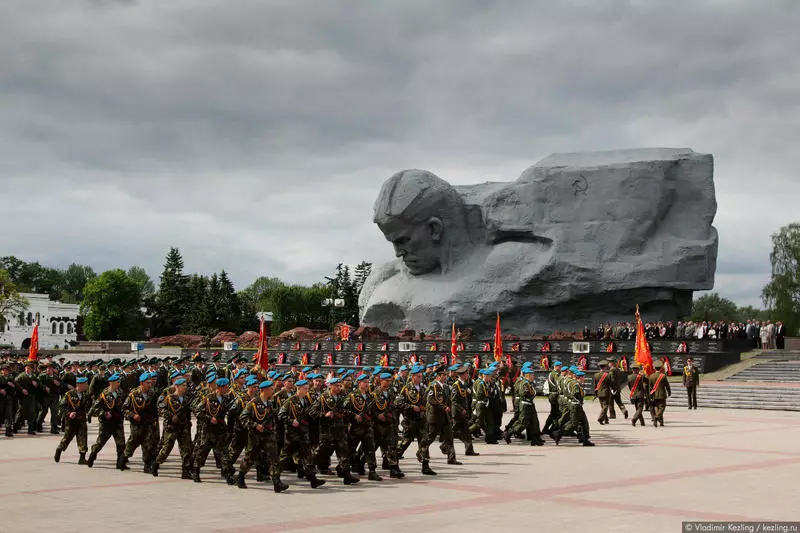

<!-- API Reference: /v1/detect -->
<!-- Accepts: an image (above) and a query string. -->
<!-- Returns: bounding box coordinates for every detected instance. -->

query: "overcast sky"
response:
[2,0,798,309]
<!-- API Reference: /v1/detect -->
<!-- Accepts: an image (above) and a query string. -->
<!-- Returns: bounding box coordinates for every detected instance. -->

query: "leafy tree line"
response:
[688,293,771,324]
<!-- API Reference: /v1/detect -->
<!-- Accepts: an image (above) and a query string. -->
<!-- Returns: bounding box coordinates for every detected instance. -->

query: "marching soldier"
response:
[223,374,259,484]
[594,360,612,424]
[627,365,648,427]
[14,361,39,435]
[505,364,545,445]
[0,364,17,437]
[418,369,459,474]
[152,377,194,479]
[396,366,427,458]
[683,357,700,409]
[450,365,479,456]
[371,373,405,478]
[122,372,160,473]
[36,363,61,433]
[310,377,359,484]
[344,374,382,481]
[54,376,91,464]
[608,359,629,419]
[277,379,326,488]
[192,377,233,482]
[541,361,563,437]
[87,373,127,469]
[237,380,288,492]
[469,369,497,444]
[648,361,671,426]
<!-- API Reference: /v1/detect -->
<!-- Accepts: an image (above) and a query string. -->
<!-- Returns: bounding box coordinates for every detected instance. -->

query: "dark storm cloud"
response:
[1,0,798,308]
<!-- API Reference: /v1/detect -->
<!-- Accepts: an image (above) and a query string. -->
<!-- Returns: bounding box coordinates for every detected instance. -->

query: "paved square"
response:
[2,400,799,533]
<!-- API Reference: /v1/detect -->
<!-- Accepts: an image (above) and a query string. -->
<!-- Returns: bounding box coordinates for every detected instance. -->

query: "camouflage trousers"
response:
[419,413,455,462]
[91,422,125,457]
[559,403,591,440]
[509,402,542,441]
[372,422,399,467]
[541,394,561,434]
[14,395,36,430]
[36,397,59,430]
[156,426,193,469]
[223,429,248,474]
[314,429,350,471]
[451,410,475,454]
[397,416,425,457]
[240,430,281,481]
[348,424,377,471]
[193,428,229,469]
[58,418,88,453]
[281,429,315,475]
[469,402,497,443]
[125,422,158,464]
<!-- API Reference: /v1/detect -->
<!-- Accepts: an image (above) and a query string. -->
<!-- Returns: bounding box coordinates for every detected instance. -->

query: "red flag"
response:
[450,322,458,361]
[606,341,615,353]
[634,305,654,375]
[493,313,502,362]
[254,315,268,370]
[380,353,389,367]
[28,322,39,362]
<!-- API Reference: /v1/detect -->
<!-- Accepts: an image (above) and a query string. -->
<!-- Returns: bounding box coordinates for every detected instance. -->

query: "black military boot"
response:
[54,448,62,463]
[533,436,546,446]
[551,429,562,445]
[342,470,360,485]
[421,461,437,476]
[273,478,289,493]
[214,451,223,469]
[464,447,479,456]
[582,439,596,447]
[181,468,192,480]
[255,467,264,482]
[502,428,512,444]
[5,427,13,437]
[381,456,390,470]
[308,473,326,489]
[368,469,383,481]
[226,469,236,485]
[236,472,247,489]
[143,462,151,474]
[192,467,202,483]
[151,461,159,477]
[86,452,96,468]
[355,461,366,476]
[389,465,405,479]
[118,455,130,471]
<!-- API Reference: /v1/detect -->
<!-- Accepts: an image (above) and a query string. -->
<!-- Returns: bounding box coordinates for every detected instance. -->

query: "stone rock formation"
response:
[359,148,717,337]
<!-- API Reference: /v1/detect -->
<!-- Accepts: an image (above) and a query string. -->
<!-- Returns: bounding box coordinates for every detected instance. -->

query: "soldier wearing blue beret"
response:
[54,376,91,465]
[277,379,325,488]
[86,372,126,469]
[151,377,193,479]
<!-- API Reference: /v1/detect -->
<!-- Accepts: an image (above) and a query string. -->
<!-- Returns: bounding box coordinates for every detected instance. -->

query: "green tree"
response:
[81,269,144,340]
[127,266,155,302]
[0,268,29,318]
[762,223,800,336]
[353,261,372,293]
[690,293,740,323]
[153,247,188,335]
[241,276,284,313]
[272,284,330,333]
[184,274,210,334]
[61,263,97,303]
[217,270,241,332]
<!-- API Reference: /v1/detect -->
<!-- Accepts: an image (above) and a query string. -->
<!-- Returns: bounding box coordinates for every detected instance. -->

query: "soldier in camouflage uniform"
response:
[372,373,405,478]
[344,374,382,481]
[449,365,478,456]
[223,374,259,484]
[277,379,326,488]
[418,370,459,474]
[541,361,563,437]
[87,373,126,469]
[505,364,545,445]
[122,372,160,473]
[14,362,39,435]
[0,364,17,437]
[310,378,359,484]
[469,369,497,444]
[192,377,233,482]
[54,377,91,464]
[236,380,288,493]
[396,367,427,459]
[553,368,594,446]
[152,377,193,479]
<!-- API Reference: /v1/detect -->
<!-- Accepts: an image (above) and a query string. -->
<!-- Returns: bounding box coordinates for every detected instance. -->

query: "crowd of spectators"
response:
[582,320,786,348]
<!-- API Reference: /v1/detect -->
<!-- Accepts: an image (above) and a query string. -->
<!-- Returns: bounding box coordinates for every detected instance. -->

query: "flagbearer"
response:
[627,365,648,427]
[648,360,671,427]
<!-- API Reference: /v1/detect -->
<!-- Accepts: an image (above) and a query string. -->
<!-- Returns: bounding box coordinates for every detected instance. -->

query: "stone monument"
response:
[358,148,718,337]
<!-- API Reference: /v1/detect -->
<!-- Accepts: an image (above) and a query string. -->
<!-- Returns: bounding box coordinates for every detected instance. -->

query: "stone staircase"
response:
[667,383,800,411]
[725,360,800,383]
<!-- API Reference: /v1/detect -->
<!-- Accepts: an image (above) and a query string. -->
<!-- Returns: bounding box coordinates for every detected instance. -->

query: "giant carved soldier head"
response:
[373,169,474,276]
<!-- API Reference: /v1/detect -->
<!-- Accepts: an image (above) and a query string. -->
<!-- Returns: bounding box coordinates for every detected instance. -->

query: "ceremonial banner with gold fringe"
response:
[634,305,655,375]
[493,313,503,362]
[28,322,39,361]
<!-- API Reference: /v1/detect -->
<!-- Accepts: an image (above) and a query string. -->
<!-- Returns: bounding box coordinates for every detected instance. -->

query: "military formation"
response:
[0,351,699,492]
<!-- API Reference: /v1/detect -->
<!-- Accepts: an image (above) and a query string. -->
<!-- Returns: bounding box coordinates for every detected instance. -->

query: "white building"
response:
[0,293,80,350]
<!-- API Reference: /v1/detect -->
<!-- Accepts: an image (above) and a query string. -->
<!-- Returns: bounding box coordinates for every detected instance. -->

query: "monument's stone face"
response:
[359,148,718,337]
